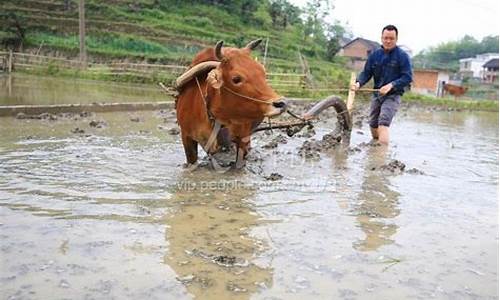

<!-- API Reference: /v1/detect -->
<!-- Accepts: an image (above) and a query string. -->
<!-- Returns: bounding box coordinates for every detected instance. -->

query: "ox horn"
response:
[245,39,263,50]
[215,40,224,61]
[175,61,220,90]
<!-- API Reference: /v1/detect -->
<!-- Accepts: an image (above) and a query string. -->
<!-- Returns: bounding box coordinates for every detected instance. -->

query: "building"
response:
[459,53,499,79]
[339,38,413,70]
[482,58,498,83]
[412,69,450,96]
[339,37,380,71]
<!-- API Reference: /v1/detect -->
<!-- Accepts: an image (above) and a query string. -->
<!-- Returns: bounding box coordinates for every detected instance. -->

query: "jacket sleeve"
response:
[391,52,413,90]
[356,54,373,87]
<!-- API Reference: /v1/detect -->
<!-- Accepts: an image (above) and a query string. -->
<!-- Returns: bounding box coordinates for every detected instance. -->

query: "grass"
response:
[25,32,185,60]
[403,93,498,112]
[349,92,498,112]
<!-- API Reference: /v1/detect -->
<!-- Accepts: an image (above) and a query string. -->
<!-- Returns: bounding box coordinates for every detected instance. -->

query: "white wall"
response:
[460,53,499,78]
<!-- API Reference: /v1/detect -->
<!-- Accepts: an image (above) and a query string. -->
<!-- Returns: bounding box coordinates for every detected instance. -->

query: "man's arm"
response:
[391,52,413,91]
[356,54,374,87]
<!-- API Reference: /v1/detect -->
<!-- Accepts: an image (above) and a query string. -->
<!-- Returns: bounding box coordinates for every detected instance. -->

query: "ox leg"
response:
[233,138,250,169]
[234,147,246,169]
[217,128,232,152]
[181,133,198,166]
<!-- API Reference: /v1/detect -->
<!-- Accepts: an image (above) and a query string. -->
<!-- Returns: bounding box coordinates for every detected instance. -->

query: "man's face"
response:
[381,29,397,51]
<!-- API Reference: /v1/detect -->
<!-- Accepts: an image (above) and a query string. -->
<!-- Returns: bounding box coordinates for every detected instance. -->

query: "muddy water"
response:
[0,74,170,106]
[0,106,498,299]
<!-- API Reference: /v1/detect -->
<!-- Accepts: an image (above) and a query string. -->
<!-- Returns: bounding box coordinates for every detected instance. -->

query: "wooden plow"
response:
[159,72,378,144]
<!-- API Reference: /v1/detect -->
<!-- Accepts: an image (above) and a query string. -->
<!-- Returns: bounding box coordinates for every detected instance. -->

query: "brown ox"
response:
[175,39,287,169]
[443,83,468,98]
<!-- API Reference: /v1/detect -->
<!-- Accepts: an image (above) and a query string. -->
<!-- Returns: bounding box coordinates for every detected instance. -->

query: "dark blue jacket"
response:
[357,46,413,95]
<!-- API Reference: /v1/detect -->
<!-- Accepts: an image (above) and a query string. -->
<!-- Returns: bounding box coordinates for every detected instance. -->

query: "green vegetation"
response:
[413,35,499,71]
[1,0,354,93]
[25,32,178,60]
[402,92,498,112]
[349,91,499,112]
[1,1,350,63]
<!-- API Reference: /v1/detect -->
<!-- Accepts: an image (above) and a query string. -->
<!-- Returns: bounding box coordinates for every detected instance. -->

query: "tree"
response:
[325,21,348,61]
[302,0,332,41]
[413,35,499,71]
[480,35,499,53]
[0,12,26,51]
[301,0,351,60]
[269,0,301,29]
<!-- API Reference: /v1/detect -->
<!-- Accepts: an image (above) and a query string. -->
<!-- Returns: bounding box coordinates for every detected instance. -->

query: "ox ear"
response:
[245,39,263,51]
[207,68,223,89]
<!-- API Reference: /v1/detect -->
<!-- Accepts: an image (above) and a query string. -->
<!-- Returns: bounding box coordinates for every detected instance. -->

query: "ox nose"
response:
[272,100,287,109]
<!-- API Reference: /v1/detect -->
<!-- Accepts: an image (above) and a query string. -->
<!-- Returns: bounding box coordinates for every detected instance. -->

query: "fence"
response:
[0,51,186,76]
[0,51,312,91]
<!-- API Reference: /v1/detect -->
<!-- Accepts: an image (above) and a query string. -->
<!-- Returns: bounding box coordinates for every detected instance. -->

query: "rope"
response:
[222,86,281,105]
[194,76,215,121]
[307,88,380,92]
[286,110,305,121]
[158,82,178,97]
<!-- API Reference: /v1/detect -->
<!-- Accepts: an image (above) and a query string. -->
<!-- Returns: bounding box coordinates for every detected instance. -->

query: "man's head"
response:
[381,25,398,51]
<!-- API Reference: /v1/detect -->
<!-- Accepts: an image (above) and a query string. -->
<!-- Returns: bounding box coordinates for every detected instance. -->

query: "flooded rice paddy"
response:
[0,80,498,299]
[0,74,168,106]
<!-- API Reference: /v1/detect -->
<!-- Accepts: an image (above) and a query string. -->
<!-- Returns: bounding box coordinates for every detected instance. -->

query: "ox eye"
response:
[232,76,243,84]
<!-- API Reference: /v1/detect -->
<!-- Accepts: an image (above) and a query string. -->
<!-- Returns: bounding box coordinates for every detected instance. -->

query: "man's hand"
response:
[379,83,393,95]
[350,82,360,91]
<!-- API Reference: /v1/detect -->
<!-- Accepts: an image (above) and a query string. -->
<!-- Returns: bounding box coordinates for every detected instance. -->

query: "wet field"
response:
[0,74,168,106]
[0,76,498,299]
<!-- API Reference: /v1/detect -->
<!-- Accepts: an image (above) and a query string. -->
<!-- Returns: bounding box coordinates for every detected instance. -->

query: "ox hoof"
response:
[210,157,231,173]
[183,162,199,171]
[232,160,246,170]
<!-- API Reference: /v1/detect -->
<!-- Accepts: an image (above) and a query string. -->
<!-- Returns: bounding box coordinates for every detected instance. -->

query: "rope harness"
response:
[194,76,221,157]
[221,86,283,104]
[193,74,290,151]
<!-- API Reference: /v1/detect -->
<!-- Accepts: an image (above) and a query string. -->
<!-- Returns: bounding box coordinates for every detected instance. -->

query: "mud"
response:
[15,111,95,121]
[264,173,284,181]
[263,134,288,149]
[0,104,498,300]
[372,159,425,175]
[378,159,406,173]
[89,120,108,128]
[130,117,142,122]
[70,127,86,134]
[297,133,342,159]
[167,127,181,135]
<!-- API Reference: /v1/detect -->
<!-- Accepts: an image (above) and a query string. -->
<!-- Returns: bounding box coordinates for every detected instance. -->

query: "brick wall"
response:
[343,42,372,59]
[412,70,438,94]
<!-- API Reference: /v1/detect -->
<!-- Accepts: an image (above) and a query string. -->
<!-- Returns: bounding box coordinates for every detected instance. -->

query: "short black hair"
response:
[382,25,398,37]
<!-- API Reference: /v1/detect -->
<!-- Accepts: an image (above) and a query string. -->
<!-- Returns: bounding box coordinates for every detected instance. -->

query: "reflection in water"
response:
[163,171,273,299]
[352,145,401,251]
[0,73,170,106]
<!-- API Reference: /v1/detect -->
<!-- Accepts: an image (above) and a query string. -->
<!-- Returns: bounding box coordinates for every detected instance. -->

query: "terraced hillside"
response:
[0,0,354,98]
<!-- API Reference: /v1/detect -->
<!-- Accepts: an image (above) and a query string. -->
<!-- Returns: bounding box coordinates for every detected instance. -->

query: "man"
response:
[352,25,412,145]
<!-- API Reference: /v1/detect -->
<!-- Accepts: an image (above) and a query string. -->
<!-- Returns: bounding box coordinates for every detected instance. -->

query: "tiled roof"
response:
[342,37,380,50]
[483,58,499,69]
